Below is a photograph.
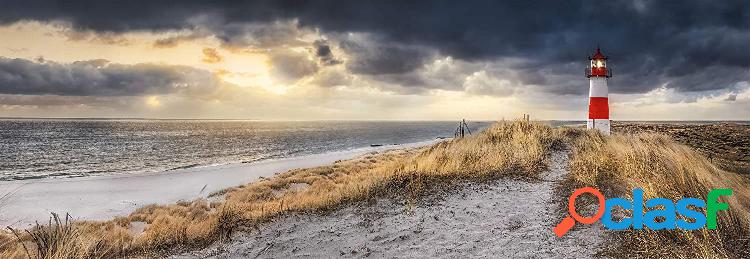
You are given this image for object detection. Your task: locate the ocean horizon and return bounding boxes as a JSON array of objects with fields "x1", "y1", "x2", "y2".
[
  {"x1": 2, "y1": 119, "x2": 747, "y2": 182},
  {"x1": 1, "y1": 120, "x2": 491, "y2": 181}
]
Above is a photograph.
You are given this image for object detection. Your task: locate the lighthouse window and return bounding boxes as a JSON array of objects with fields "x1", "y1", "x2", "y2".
[{"x1": 595, "y1": 60, "x2": 604, "y2": 68}]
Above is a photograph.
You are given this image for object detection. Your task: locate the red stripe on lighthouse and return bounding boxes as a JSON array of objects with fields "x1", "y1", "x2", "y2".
[{"x1": 588, "y1": 97, "x2": 609, "y2": 119}]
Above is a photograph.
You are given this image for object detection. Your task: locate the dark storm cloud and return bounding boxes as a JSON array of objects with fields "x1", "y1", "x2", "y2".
[
  {"x1": 2, "y1": 0, "x2": 750, "y2": 94},
  {"x1": 340, "y1": 36, "x2": 434, "y2": 75},
  {"x1": 313, "y1": 40, "x2": 341, "y2": 66},
  {"x1": 0, "y1": 57, "x2": 220, "y2": 96}
]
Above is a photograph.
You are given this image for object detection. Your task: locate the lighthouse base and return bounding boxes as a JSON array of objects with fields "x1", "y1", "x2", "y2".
[{"x1": 587, "y1": 119, "x2": 610, "y2": 135}]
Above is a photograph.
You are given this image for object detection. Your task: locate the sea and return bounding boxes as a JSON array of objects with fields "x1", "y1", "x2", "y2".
[
  {"x1": 3, "y1": 119, "x2": 746, "y2": 182},
  {"x1": 0, "y1": 120, "x2": 490, "y2": 181}
]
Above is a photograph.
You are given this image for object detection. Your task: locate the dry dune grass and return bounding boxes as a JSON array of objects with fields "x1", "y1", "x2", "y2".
[
  {"x1": 569, "y1": 131, "x2": 750, "y2": 258},
  {"x1": 0, "y1": 120, "x2": 566, "y2": 258},
  {"x1": 3, "y1": 122, "x2": 747, "y2": 258},
  {"x1": 8, "y1": 121, "x2": 746, "y2": 258}
]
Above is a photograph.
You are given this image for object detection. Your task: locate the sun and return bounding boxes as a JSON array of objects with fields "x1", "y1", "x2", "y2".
[
  {"x1": 217, "y1": 70, "x2": 289, "y2": 95},
  {"x1": 145, "y1": 96, "x2": 161, "y2": 108}
]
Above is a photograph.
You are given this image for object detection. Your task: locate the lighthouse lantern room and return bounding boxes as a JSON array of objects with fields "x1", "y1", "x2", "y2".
[{"x1": 586, "y1": 47, "x2": 611, "y2": 135}]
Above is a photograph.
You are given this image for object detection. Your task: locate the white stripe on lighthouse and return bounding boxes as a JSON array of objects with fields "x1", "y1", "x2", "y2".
[
  {"x1": 587, "y1": 73, "x2": 610, "y2": 135},
  {"x1": 587, "y1": 120, "x2": 611, "y2": 135},
  {"x1": 589, "y1": 77, "x2": 608, "y2": 97}
]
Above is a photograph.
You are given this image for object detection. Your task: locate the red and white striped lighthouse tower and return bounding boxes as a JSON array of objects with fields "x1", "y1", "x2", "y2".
[{"x1": 586, "y1": 47, "x2": 611, "y2": 135}]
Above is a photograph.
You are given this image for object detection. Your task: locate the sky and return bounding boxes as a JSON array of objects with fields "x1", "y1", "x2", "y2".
[{"x1": 0, "y1": 1, "x2": 749, "y2": 120}]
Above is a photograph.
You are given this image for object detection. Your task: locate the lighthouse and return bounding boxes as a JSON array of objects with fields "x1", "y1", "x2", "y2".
[{"x1": 586, "y1": 47, "x2": 611, "y2": 135}]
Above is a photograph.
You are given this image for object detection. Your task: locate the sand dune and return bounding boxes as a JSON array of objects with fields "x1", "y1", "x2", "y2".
[{"x1": 174, "y1": 149, "x2": 604, "y2": 258}]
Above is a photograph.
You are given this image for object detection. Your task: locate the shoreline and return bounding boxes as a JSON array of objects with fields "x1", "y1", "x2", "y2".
[{"x1": 0, "y1": 139, "x2": 443, "y2": 228}]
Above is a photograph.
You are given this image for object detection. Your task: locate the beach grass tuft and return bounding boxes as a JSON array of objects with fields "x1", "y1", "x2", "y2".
[{"x1": 568, "y1": 130, "x2": 750, "y2": 258}]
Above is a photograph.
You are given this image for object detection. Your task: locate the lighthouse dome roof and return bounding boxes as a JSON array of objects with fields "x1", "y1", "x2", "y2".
[{"x1": 591, "y1": 47, "x2": 607, "y2": 60}]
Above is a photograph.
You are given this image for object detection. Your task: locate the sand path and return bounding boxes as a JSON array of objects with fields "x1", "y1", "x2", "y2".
[{"x1": 174, "y1": 149, "x2": 605, "y2": 258}]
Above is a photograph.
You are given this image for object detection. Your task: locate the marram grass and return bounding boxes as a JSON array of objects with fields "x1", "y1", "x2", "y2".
[{"x1": 1, "y1": 121, "x2": 747, "y2": 258}]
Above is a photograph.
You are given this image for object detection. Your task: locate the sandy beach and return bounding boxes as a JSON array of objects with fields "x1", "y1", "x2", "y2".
[{"x1": 0, "y1": 140, "x2": 441, "y2": 228}]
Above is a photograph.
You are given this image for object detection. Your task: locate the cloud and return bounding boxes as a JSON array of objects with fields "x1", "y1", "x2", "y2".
[
  {"x1": 463, "y1": 71, "x2": 516, "y2": 97},
  {"x1": 268, "y1": 50, "x2": 318, "y2": 84},
  {"x1": 310, "y1": 68, "x2": 352, "y2": 87},
  {"x1": 201, "y1": 48, "x2": 223, "y2": 63},
  {"x1": 2, "y1": 0, "x2": 750, "y2": 97},
  {"x1": 357, "y1": 56, "x2": 474, "y2": 93},
  {"x1": 0, "y1": 94, "x2": 128, "y2": 107},
  {"x1": 313, "y1": 40, "x2": 341, "y2": 66},
  {"x1": 726, "y1": 93, "x2": 737, "y2": 101},
  {"x1": 609, "y1": 84, "x2": 750, "y2": 120},
  {"x1": 0, "y1": 57, "x2": 221, "y2": 96},
  {"x1": 153, "y1": 32, "x2": 207, "y2": 48},
  {"x1": 59, "y1": 27, "x2": 132, "y2": 45},
  {"x1": 215, "y1": 20, "x2": 310, "y2": 49},
  {"x1": 340, "y1": 34, "x2": 434, "y2": 75}
]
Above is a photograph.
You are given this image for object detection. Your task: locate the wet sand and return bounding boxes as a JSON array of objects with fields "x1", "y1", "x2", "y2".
[{"x1": 0, "y1": 140, "x2": 440, "y2": 228}]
